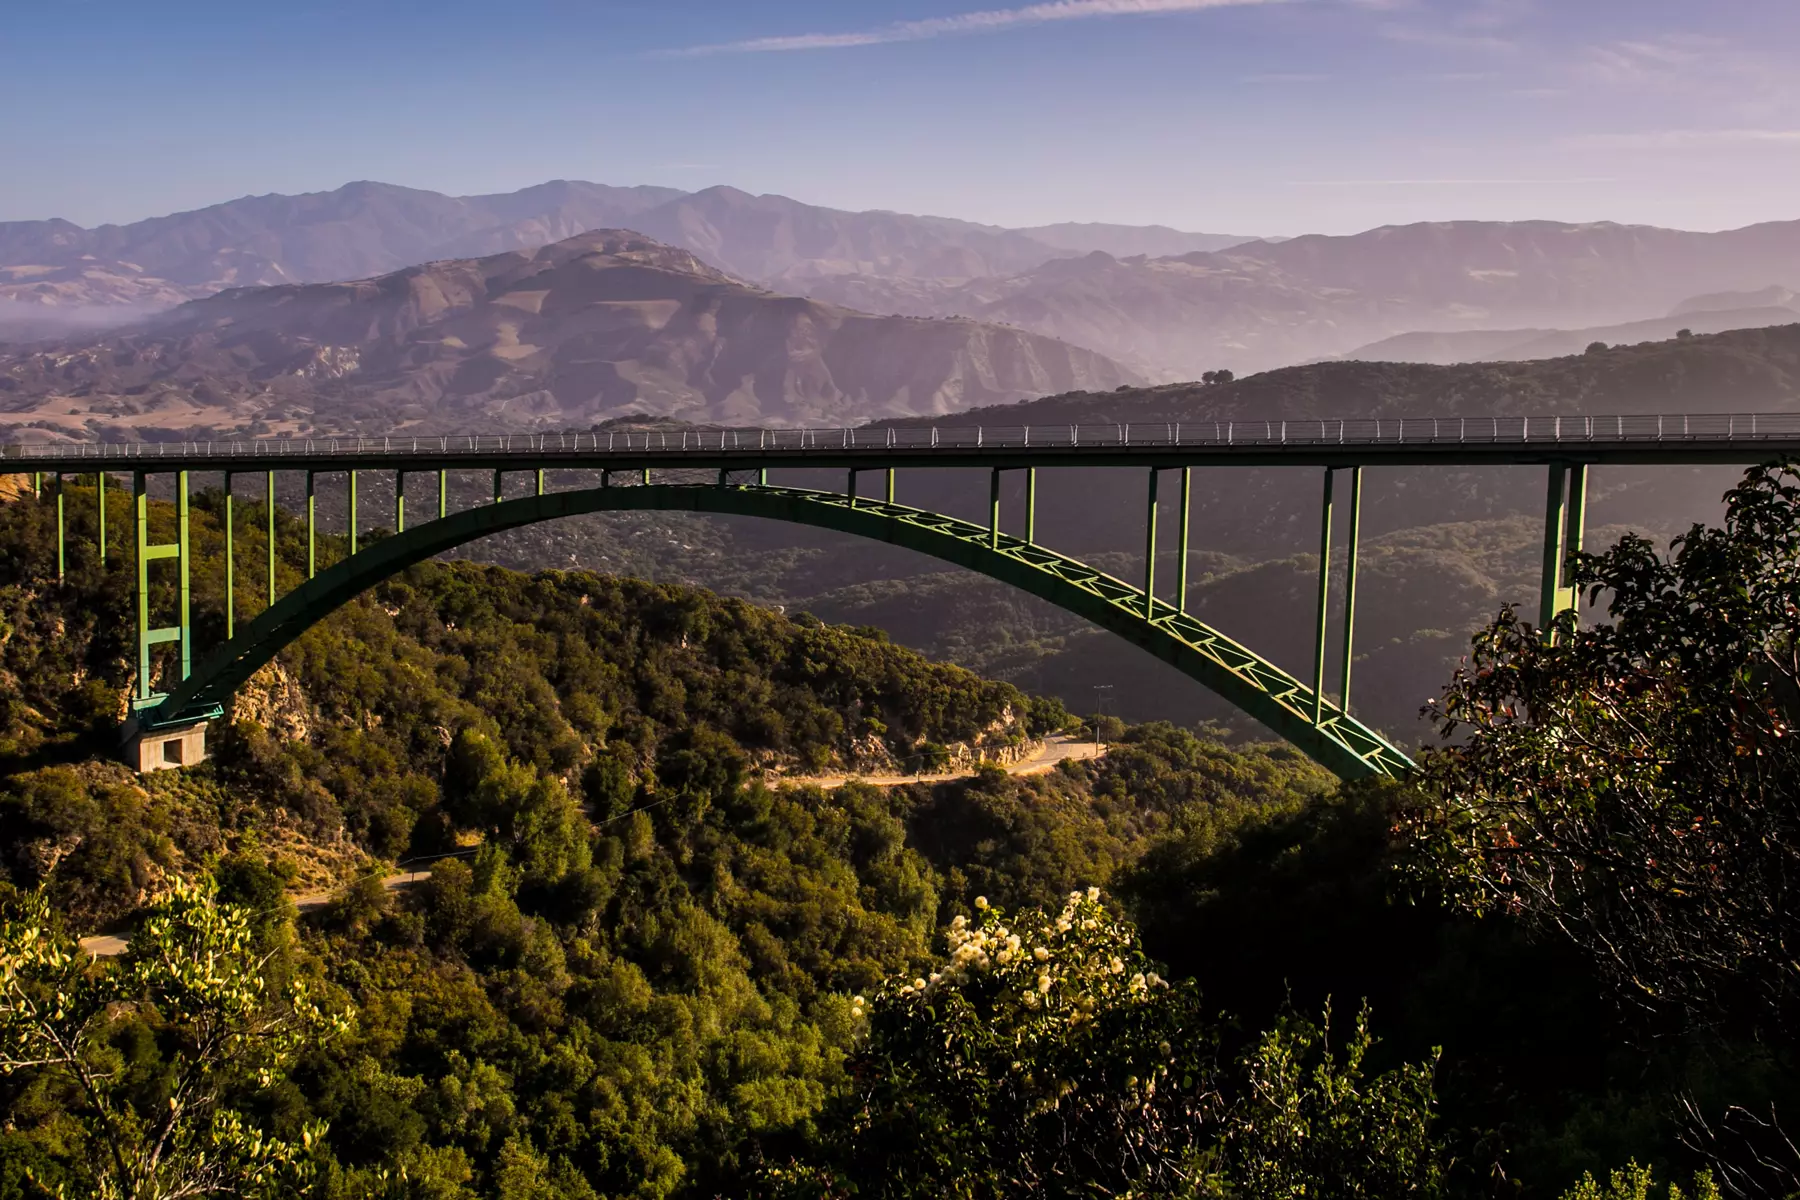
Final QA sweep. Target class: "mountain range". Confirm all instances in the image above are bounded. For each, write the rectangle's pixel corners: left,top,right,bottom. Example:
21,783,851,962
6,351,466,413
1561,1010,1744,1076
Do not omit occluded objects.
10,176,1800,422
0,180,1254,338
0,230,1138,438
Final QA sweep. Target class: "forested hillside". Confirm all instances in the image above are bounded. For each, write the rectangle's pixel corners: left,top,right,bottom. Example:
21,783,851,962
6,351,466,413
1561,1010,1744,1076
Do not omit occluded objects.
2,480,1795,1198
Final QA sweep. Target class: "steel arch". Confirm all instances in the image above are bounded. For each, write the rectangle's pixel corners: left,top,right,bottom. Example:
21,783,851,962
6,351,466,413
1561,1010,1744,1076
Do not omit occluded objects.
146,482,1413,781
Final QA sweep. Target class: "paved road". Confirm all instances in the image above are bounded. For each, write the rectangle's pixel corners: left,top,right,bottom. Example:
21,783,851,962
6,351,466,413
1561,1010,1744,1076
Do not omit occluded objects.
78,870,433,958
770,734,1107,790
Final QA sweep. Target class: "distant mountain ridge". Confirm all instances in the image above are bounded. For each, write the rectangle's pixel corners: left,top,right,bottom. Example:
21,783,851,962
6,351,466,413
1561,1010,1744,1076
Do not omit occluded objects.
1342,304,1800,366
826,220,1800,378
0,181,685,314
0,230,1140,437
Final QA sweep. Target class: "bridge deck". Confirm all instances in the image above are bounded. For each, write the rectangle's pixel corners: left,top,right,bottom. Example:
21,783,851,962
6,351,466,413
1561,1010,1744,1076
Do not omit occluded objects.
7,413,1800,471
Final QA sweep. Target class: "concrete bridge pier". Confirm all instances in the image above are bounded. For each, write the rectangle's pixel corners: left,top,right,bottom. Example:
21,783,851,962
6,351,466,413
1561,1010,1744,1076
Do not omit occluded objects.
122,716,209,772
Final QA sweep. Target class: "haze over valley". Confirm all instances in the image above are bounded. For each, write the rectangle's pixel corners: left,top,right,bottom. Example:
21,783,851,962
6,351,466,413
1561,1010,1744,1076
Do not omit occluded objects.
9,179,1800,393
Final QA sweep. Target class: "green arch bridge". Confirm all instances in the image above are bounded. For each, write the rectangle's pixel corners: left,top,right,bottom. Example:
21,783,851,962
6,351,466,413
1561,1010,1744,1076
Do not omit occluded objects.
9,413,1799,781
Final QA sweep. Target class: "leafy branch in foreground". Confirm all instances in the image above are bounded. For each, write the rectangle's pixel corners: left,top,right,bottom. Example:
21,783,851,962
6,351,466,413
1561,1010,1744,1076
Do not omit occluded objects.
1406,462,1800,1031
0,876,349,1199
763,890,1447,1199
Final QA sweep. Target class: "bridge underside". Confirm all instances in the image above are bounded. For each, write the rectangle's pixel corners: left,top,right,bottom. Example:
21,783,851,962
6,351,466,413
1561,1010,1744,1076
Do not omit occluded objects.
133,481,1414,781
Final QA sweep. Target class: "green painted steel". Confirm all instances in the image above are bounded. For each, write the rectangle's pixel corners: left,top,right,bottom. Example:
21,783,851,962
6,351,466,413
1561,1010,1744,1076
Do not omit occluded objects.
438,470,447,520
224,472,235,639
886,468,896,506
55,474,64,581
306,472,316,579
177,471,190,681
848,468,858,507
134,473,149,700
1539,465,1569,642
493,469,503,505
1025,467,1036,545
1177,467,1192,615
989,468,1001,548
536,468,545,497
396,470,406,533
96,472,106,562
1144,469,1158,618
348,470,358,555
1564,463,1587,621
266,471,276,607
143,482,1413,780
1340,467,1363,715
1313,469,1334,724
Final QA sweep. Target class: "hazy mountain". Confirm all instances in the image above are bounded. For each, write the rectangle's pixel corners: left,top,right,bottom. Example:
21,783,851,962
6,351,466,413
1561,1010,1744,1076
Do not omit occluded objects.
1341,307,1800,366
1016,222,1267,258
628,186,1065,288
866,219,1800,379
1671,285,1799,317
0,180,687,323
0,230,1139,438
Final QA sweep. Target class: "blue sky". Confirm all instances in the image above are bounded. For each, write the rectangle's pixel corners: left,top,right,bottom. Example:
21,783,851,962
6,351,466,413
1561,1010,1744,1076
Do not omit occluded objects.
4,0,1797,235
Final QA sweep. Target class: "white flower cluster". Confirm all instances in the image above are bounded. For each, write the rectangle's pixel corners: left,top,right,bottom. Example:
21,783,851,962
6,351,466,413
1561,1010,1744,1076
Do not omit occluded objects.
884,887,1170,1018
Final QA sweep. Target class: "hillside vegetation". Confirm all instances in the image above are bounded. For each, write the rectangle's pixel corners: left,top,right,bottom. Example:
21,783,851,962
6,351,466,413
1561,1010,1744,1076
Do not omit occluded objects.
2,477,1798,1197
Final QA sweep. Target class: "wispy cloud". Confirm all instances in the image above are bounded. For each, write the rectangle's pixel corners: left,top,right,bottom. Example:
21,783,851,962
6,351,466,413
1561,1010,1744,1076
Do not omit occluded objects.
1291,177,1615,186
1243,71,1330,83
664,0,1285,56
1565,129,1800,151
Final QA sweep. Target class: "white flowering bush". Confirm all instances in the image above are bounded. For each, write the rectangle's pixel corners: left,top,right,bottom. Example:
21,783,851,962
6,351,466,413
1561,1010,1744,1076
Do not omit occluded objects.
802,889,1222,1198
0,876,349,1199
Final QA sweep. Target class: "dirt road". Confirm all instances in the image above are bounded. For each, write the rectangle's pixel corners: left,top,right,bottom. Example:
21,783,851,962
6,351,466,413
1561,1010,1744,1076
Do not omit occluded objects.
768,734,1107,790
79,869,433,958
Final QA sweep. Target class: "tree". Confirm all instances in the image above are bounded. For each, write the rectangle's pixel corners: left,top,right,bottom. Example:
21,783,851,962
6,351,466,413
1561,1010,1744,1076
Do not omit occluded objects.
1213,1001,1445,1200
1406,462,1800,1028
0,876,347,1199
1586,341,1610,354
784,890,1224,1198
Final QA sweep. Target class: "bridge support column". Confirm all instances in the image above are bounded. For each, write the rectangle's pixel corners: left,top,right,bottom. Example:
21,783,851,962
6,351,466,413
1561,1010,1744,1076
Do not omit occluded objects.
55,473,64,581
348,470,358,555
886,468,896,506
1340,467,1362,715
1144,468,1159,617
96,471,106,562
438,469,447,520
1313,468,1335,724
1565,464,1587,620
988,469,1000,548
306,471,316,579
177,471,190,681
535,468,545,497
1539,464,1587,642
267,470,276,606
848,469,858,508
396,470,405,533
134,472,150,699
224,472,235,638
1177,466,1191,614
1024,468,1036,544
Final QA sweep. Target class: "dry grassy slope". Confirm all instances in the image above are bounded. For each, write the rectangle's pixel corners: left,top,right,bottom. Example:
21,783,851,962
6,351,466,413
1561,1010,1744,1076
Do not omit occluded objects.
0,231,1140,436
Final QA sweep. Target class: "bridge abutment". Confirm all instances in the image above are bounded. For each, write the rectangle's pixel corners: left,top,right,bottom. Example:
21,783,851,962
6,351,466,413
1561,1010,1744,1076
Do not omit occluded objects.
123,718,209,773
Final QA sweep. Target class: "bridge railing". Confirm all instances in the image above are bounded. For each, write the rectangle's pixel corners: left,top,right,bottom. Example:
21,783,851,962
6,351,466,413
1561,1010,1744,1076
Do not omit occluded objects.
8,413,1800,460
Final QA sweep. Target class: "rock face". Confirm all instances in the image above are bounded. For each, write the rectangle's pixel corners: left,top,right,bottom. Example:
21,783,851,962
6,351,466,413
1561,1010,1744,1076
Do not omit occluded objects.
0,231,1140,436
